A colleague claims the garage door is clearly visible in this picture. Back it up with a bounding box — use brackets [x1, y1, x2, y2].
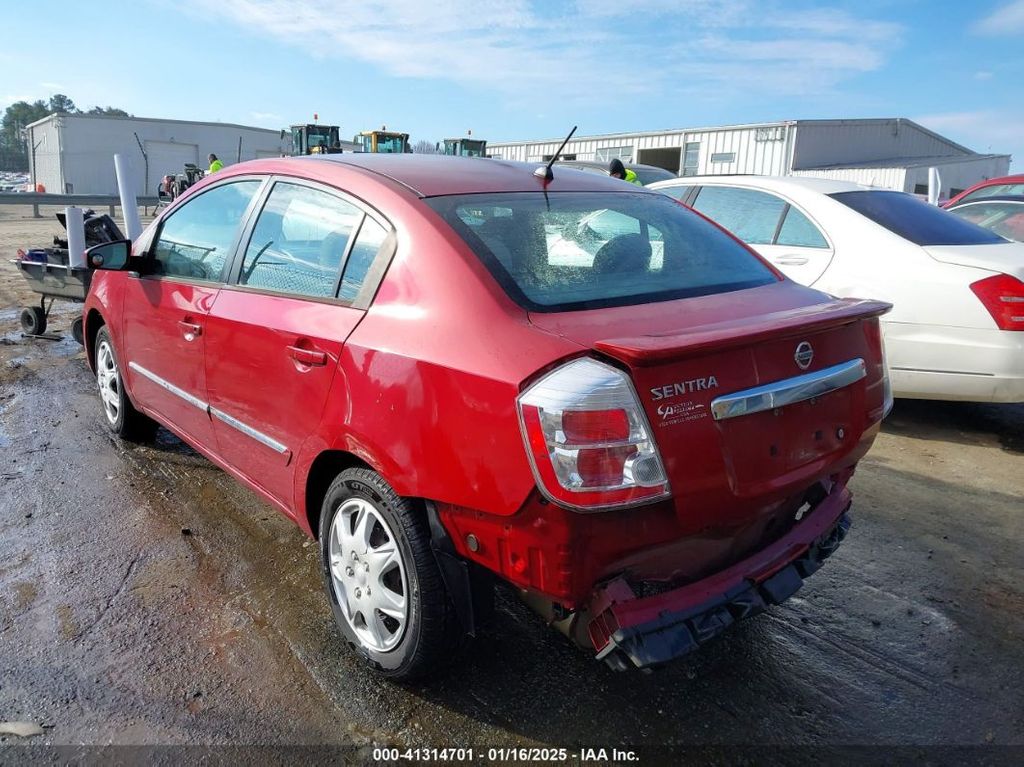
[145, 141, 199, 194]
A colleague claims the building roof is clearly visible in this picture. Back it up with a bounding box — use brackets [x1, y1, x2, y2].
[24, 111, 281, 135]
[802, 153, 1011, 171]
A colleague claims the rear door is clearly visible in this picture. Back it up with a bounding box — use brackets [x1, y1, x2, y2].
[120, 178, 264, 447]
[690, 186, 835, 285]
[204, 178, 392, 507]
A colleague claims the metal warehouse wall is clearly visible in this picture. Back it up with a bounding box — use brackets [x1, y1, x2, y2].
[39, 115, 289, 195]
[791, 119, 969, 170]
[791, 166, 908, 191]
[25, 120, 62, 192]
[488, 122, 796, 175]
[792, 156, 1010, 197]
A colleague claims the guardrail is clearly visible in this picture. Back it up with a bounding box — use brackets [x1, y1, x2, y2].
[0, 193, 161, 218]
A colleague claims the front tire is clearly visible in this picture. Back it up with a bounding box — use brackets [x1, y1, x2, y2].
[319, 468, 463, 680]
[94, 326, 157, 442]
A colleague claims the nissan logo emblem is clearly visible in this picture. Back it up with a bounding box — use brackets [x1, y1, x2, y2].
[794, 341, 814, 370]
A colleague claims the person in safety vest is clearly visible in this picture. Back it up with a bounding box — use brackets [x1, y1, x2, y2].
[608, 158, 642, 186]
[207, 154, 224, 174]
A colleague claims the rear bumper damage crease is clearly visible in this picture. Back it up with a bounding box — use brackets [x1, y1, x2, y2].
[587, 476, 853, 670]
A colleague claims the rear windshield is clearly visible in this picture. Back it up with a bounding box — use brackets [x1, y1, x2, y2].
[830, 191, 1005, 246]
[425, 191, 777, 312]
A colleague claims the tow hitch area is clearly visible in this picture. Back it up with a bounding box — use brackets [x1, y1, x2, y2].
[588, 485, 853, 671]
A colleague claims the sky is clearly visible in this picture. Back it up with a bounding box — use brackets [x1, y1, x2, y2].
[3, 0, 1022, 169]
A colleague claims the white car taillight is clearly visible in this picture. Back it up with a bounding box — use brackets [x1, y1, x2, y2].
[517, 357, 670, 511]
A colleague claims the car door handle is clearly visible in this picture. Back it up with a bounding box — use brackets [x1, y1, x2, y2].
[177, 320, 202, 340]
[287, 345, 328, 366]
[775, 256, 809, 266]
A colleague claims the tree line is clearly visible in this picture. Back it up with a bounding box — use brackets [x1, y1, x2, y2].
[0, 94, 132, 172]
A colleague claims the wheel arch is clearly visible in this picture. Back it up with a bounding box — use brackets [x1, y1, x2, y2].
[84, 308, 106, 373]
[303, 449, 376, 540]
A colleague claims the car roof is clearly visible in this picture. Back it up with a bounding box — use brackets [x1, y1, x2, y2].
[648, 174, 872, 195]
[285, 154, 638, 197]
[966, 174, 1024, 187]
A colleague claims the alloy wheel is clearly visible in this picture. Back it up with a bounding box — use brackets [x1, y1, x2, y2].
[327, 498, 409, 652]
[96, 340, 121, 426]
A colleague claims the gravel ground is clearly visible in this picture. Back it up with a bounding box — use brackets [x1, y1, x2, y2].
[0, 208, 1021, 754]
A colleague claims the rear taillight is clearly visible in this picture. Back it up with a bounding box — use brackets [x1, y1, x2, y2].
[970, 274, 1024, 331]
[517, 358, 670, 511]
[863, 318, 894, 417]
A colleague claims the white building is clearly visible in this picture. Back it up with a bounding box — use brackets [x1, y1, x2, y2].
[488, 118, 1011, 199]
[24, 113, 291, 196]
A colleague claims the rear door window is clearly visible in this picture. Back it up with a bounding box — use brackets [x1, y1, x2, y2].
[238, 182, 363, 298]
[152, 180, 262, 281]
[425, 191, 777, 311]
[776, 206, 829, 248]
[831, 191, 1006, 246]
[691, 186, 786, 244]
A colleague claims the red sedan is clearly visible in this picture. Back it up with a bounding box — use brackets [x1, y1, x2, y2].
[82, 155, 890, 679]
[943, 173, 1024, 208]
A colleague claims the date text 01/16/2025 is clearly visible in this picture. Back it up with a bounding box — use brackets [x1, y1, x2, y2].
[371, 747, 639, 762]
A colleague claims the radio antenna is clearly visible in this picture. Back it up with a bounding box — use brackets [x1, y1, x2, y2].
[534, 125, 578, 184]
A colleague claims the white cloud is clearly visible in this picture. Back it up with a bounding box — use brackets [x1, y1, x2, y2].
[39, 82, 66, 91]
[974, 70, 994, 80]
[973, 0, 1024, 35]
[914, 110, 1022, 165]
[250, 111, 282, 121]
[176, 0, 902, 104]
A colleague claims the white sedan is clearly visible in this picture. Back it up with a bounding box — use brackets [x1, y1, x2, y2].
[648, 175, 1024, 403]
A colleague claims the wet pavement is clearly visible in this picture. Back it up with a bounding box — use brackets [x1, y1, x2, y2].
[0, 217, 1022, 748]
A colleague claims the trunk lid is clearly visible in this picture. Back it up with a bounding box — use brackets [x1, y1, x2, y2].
[923, 242, 1024, 281]
[530, 283, 890, 543]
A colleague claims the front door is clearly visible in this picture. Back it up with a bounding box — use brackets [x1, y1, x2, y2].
[204, 179, 391, 507]
[120, 179, 264, 447]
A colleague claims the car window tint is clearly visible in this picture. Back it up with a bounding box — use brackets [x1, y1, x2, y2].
[948, 202, 1024, 242]
[691, 186, 785, 244]
[831, 191, 1006, 246]
[632, 166, 676, 185]
[152, 181, 261, 281]
[776, 206, 829, 248]
[425, 191, 776, 312]
[240, 183, 362, 298]
[339, 217, 388, 301]
[961, 183, 1024, 202]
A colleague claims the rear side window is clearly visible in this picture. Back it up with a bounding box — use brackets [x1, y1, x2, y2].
[691, 186, 785, 244]
[776, 206, 829, 248]
[948, 202, 1023, 241]
[239, 182, 362, 298]
[339, 217, 388, 301]
[425, 191, 777, 312]
[153, 181, 262, 281]
[831, 191, 1005, 246]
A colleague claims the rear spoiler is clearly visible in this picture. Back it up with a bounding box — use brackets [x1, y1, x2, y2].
[594, 298, 891, 366]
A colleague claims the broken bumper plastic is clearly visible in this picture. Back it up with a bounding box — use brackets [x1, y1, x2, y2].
[587, 478, 853, 671]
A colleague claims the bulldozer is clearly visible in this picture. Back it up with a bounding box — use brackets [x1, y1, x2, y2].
[442, 137, 488, 157]
[289, 123, 343, 155]
[354, 128, 411, 153]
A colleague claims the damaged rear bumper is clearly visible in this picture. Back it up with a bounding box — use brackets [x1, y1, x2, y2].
[587, 478, 853, 671]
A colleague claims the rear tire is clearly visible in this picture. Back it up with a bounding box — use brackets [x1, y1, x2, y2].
[71, 316, 84, 345]
[319, 468, 464, 680]
[20, 306, 46, 335]
[94, 326, 157, 442]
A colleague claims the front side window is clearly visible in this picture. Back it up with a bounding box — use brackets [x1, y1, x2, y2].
[425, 191, 777, 312]
[691, 186, 786, 244]
[831, 191, 1006, 246]
[239, 182, 363, 298]
[657, 184, 694, 202]
[152, 180, 262, 280]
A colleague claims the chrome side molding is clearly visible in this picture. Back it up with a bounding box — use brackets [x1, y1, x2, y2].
[711, 358, 866, 421]
[128, 361, 290, 457]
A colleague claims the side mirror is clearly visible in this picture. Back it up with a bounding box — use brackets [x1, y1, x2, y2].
[86, 239, 131, 270]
